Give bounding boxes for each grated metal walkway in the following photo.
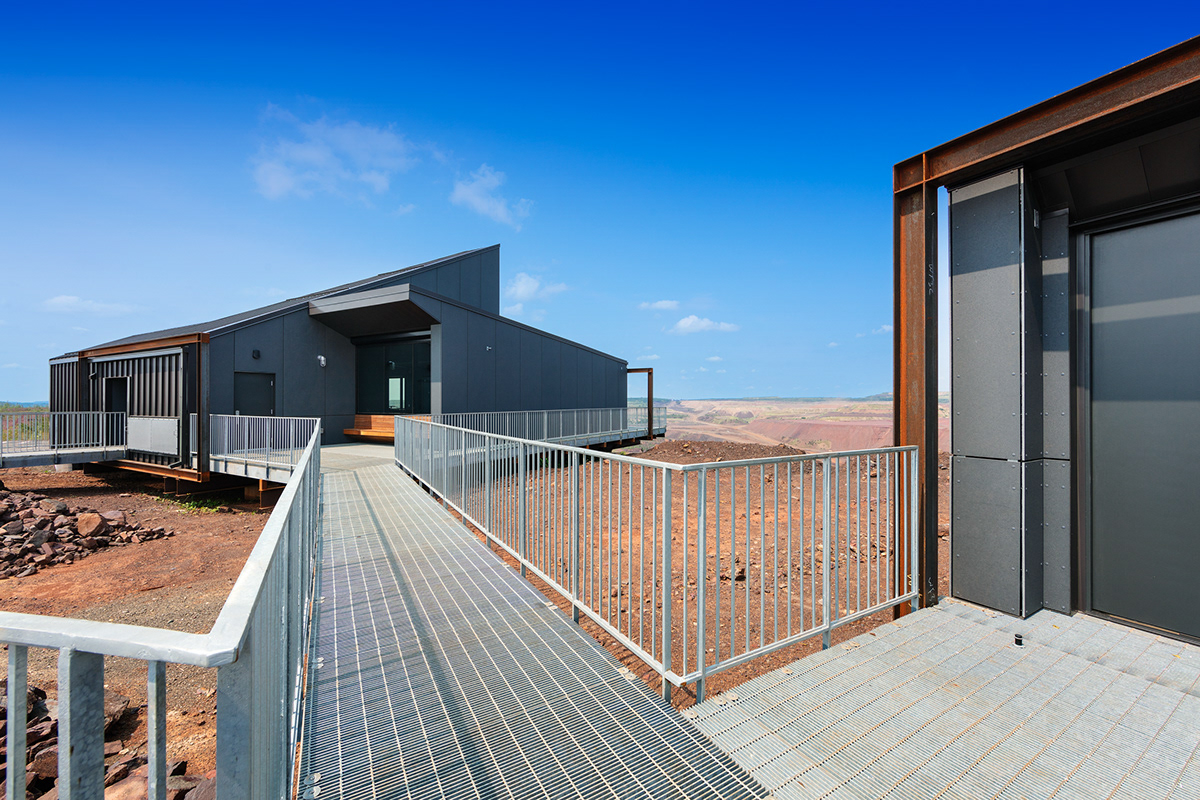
[299,447,767,800]
[691,598,1200,799]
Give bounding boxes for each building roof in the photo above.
[60,246,498,356]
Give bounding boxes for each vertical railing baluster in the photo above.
[695,468,708,703]
[518,442,527,577]
[822,457,832,650]
[148,661,167,800]
[571,451,580,623]
[661,468,673,702]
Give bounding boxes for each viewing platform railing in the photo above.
[0,411,126,465]
[0,426,322,800]
[395,416,917,702]
[425,406,655,444]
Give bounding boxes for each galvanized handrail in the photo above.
[0,411,126,456]
[394,417,918,702]
[0,426,322,800]
[425,406,652,442]
[209,414,320,469]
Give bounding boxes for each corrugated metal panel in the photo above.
[87,351,184,465]
[49,361,79,412]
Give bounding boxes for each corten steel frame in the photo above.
[893,36,1200,608]
[627,366,655,438]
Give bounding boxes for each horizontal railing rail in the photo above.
[394,417,917,702]
[0,426,323,800]
[0,411,126,457]
[423,407,653,443]
[209,414,321,469]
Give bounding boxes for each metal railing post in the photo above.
[148,661,167,800]
[58,648,105,800]
[695,468,708,703]
[7,645,27,800]
[822,456,832,650]
[571,451,581,624]
[518,441,527,578]
[910,449,920,613]
[661,468,673,702]
[485,438,493,533]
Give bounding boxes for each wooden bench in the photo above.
[343,414,396,441]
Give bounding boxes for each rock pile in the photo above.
[0,490,174,579]
[0,681,214,800]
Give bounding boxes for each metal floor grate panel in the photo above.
[299,453,766,800]
[691,599,1200,800]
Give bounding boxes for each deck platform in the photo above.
[0,446,126,470]
[691,598,1200,799]
[300,444,766,800]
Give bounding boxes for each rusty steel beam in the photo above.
[896,35,1200,193]
[78,333,210,359]
[627,367,654,438]
[893,169,939,611]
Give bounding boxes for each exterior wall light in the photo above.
[252,349,261,359]
[318,355,327,367]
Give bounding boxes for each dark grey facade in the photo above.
[948,115,1200,641]
[50,245,628,468]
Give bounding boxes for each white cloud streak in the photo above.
[873,324,894,335]
[43,296,135,316]
[638,300,679,310]
[451,164,532,229]
[636,354,660,361]
[705,355,723,362]
[254,107,418,201]
[670,315,739,334]
[505,272,566,303]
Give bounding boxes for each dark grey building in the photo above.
[926,53,1200,643]
[49,245,629,475]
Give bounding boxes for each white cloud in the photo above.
[873,324,894,335]
[697,367,709,372]
[43,296,135,316]
[505,272,566,302]
[636,354,660,361]
[828,342,839,348]
[450,164,532,229]
[2,363,19,369]
[394,203,416,216]
[638,300,679,310]
[705,355,723,362]
[502,303,524,317]
[716,369,727,374]
[253,108,418,201]
[670,315,739,334]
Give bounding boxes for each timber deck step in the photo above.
[342,414,396,441]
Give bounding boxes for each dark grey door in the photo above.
[234,372,275,417]
[1090,211,1200,639]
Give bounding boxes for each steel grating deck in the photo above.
[299,447,767,800]
[691,598,1200,799]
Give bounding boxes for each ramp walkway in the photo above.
[300,444,766,800]
[691,598,1200,800]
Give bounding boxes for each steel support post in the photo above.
[57,649,105,800]
[485,438,493,533]
[216,646,253,800]
[147,661,167,800]
[571,452,581,624]
[695,469,708,703]
[893,173,939,610]
[660,469,673,702]
[518,442,527,578]
[822,458,832,650]
[7,645,27,800]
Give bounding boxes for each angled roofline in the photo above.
[57,245,500,358]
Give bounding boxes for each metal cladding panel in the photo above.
[951,456,1022,616]
[557,341,575,409]
[494,321,521,411]
[607,360,627,407]
[539,338,562,409]
[1042,459,1072,614]
[90,353,183,418]
[457,252,482,310]
[479,247,500,314]
[49,361,79,412]
[208,333,235,415]
[951,170,1023,460]
[1021,459,1044,616]
[128,416,180,455]
[1021,181,1043,463]
[436,259,462,303]
[233,316,283,375]
[437,305,468,412]
[591,355,605,407]
[465,312,496,411]
[518,330,542,409]
[281,310,322,418]
[1041,212,1071,459]
[322,319,356,417]
[429,324,443,414]
[572,347,591,407]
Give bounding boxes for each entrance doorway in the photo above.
[1088,209,1200,639]
[356,339,431,415]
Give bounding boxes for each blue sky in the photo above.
[2,3,1197,402]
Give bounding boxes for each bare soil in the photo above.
[0,466,268,774]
